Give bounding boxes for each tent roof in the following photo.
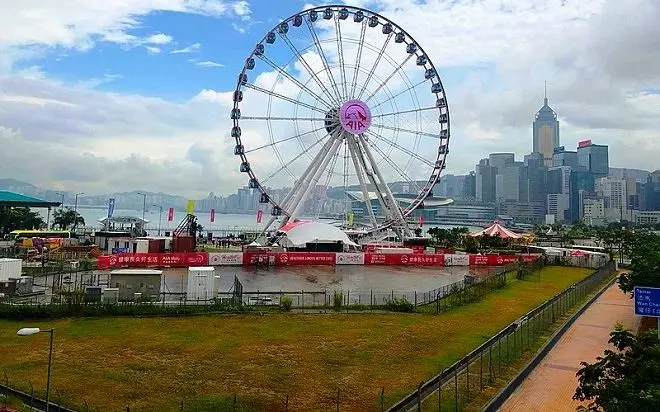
[471,222,522,239]
[278,220,358,247]
[0,191,60,208]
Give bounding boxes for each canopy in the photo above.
[278,220,358,248]
[471,222,523,239]
[0,191,60,208]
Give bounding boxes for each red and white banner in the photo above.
[209,252,243,266]
[418,214,424,227]
[335,253,365,265]
[100,252,208,268]
[242,253,276,265]
[256,209,263,224]
[444,254,470,266]
[364,253,445,266]
[276,252,335,265]
[167,207,174,222]
[210,208,215,223]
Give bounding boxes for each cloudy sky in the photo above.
[0,0,658,197]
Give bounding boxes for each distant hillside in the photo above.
[609,167,650,182]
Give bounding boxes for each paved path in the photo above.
[501,281,639,412]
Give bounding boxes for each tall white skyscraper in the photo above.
[533,84,560,167]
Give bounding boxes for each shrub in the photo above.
[332,291,343,311]
[384,297,414,313]
[280,296,293,312]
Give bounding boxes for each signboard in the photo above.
[445,254,470,266]
[336,253,365,265]
[364,253,444,266]
[277,252,335,265]
[209,252,243,266]
[102,253,209,268]
[578,139,592,148]
[107,198,115,218]
[634,286,660,317]
[167,207,174,222]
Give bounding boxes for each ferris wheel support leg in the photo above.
[289,133,343,222]
[349,135,393,222]
[279,134,339,226]
[346,135,378,228]
[356,133,412,238]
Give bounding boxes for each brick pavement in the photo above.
[500,281,639,411]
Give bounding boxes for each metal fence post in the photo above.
[286,394,289,411]
[466,359,470,399]
[417,382,422,411]
[480,351,483,390]
[454,368,458,411]
[438,372,442,411]
[381,388,384,412]
[336,389,340,412]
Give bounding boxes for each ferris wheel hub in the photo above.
[340,99,372,135]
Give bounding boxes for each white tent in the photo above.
[277,221,358,249]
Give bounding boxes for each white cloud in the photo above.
[195,60,225,68]
[145,46,161,54]
[143,33,172,45]
[171,43,201,54]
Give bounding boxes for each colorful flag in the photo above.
[107,198,115,218]
[167,207,174,222]
[210,208,215,223]
[186,200,195,215]
[418,214,425,227]
[256,209,263,224]
[347,211,354,226]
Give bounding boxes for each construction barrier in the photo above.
[98,252,542,269]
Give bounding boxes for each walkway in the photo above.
[501,281,639,411]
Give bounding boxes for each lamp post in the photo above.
[73,192,84,232]
[17,328,54,412]
[152,204,163,236]
[137,192,147,223]
[55,192,65,209]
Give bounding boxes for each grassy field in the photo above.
[0,266,591,412]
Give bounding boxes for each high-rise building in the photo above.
[547,166,571,195]
[547,193,570,223]
[533,86,560,167]
[475,159,497,203]
[463,172,476,199]
[577,140,609,177]
[570,171,596,222]
[552,146,579,169]
[488,153,515,172]
[582,198,605,226]
[595,176,627,221]
[499,162,524,201]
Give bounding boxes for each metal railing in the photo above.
[387,260,616,412]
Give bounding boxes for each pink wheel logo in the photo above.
[340,99,371,134]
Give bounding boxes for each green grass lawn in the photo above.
[0,266,591,412]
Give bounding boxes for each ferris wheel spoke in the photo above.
[345,134,378,227]
[349,20,367,100]
[243,83,327,114]
[261,133,330,184]
[314,139,342,219]
[304,16,343,104]
[245,125,329,154]
[242,115,326,121]
[257,54,334,109]
[365,130,434,168]
[362,134,422,193]
[370,79,428,111]
[364,53,414,104]
[370,122,445,140]
[371,106,441,118]
[356,32,393,100]
[334,15,349,101]
[278,33,341,106]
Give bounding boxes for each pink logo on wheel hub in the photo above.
[340,99,371,134]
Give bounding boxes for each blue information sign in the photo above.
[634,286,660,317]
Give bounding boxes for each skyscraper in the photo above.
[532,84,560,167]
[577,140,609,177]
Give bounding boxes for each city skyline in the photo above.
[0,1,658,198]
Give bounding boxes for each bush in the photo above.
[384,297,414,312]
[332,291,343,311]
[280,296,293,312]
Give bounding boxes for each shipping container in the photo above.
[0,258,22,281]
[186,266,218,301]
[148,238,165,253]
[173,236,195,253]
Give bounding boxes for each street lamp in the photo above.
[17,327,54,412]
[137,192,147,223]
[55,192,65,209]
[73,192,84,232]
[152,204,163,236]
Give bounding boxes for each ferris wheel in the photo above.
[231,5,450,240]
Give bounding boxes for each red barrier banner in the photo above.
[364,253,444,266]
[444,254,470,266]
[436,248,455,255]
[243,253,277,265]
[111,253,208,268]
[469,254,491,265]
[97,255,111,270]
[277,252,335,265]
[209,252,243,266]
[336,253,365,265]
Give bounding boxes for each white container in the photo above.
[0,258,22,281]
[135,239,149,254]
[186,267,217,301]
[102,288,119,303]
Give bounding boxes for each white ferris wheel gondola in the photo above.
[231,5,450,244]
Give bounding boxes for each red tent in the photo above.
[471,222,522,239]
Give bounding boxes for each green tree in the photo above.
[618,231,660,294]
[0,206,46,235]
[574,325,660,411]
[51,207,85,230]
